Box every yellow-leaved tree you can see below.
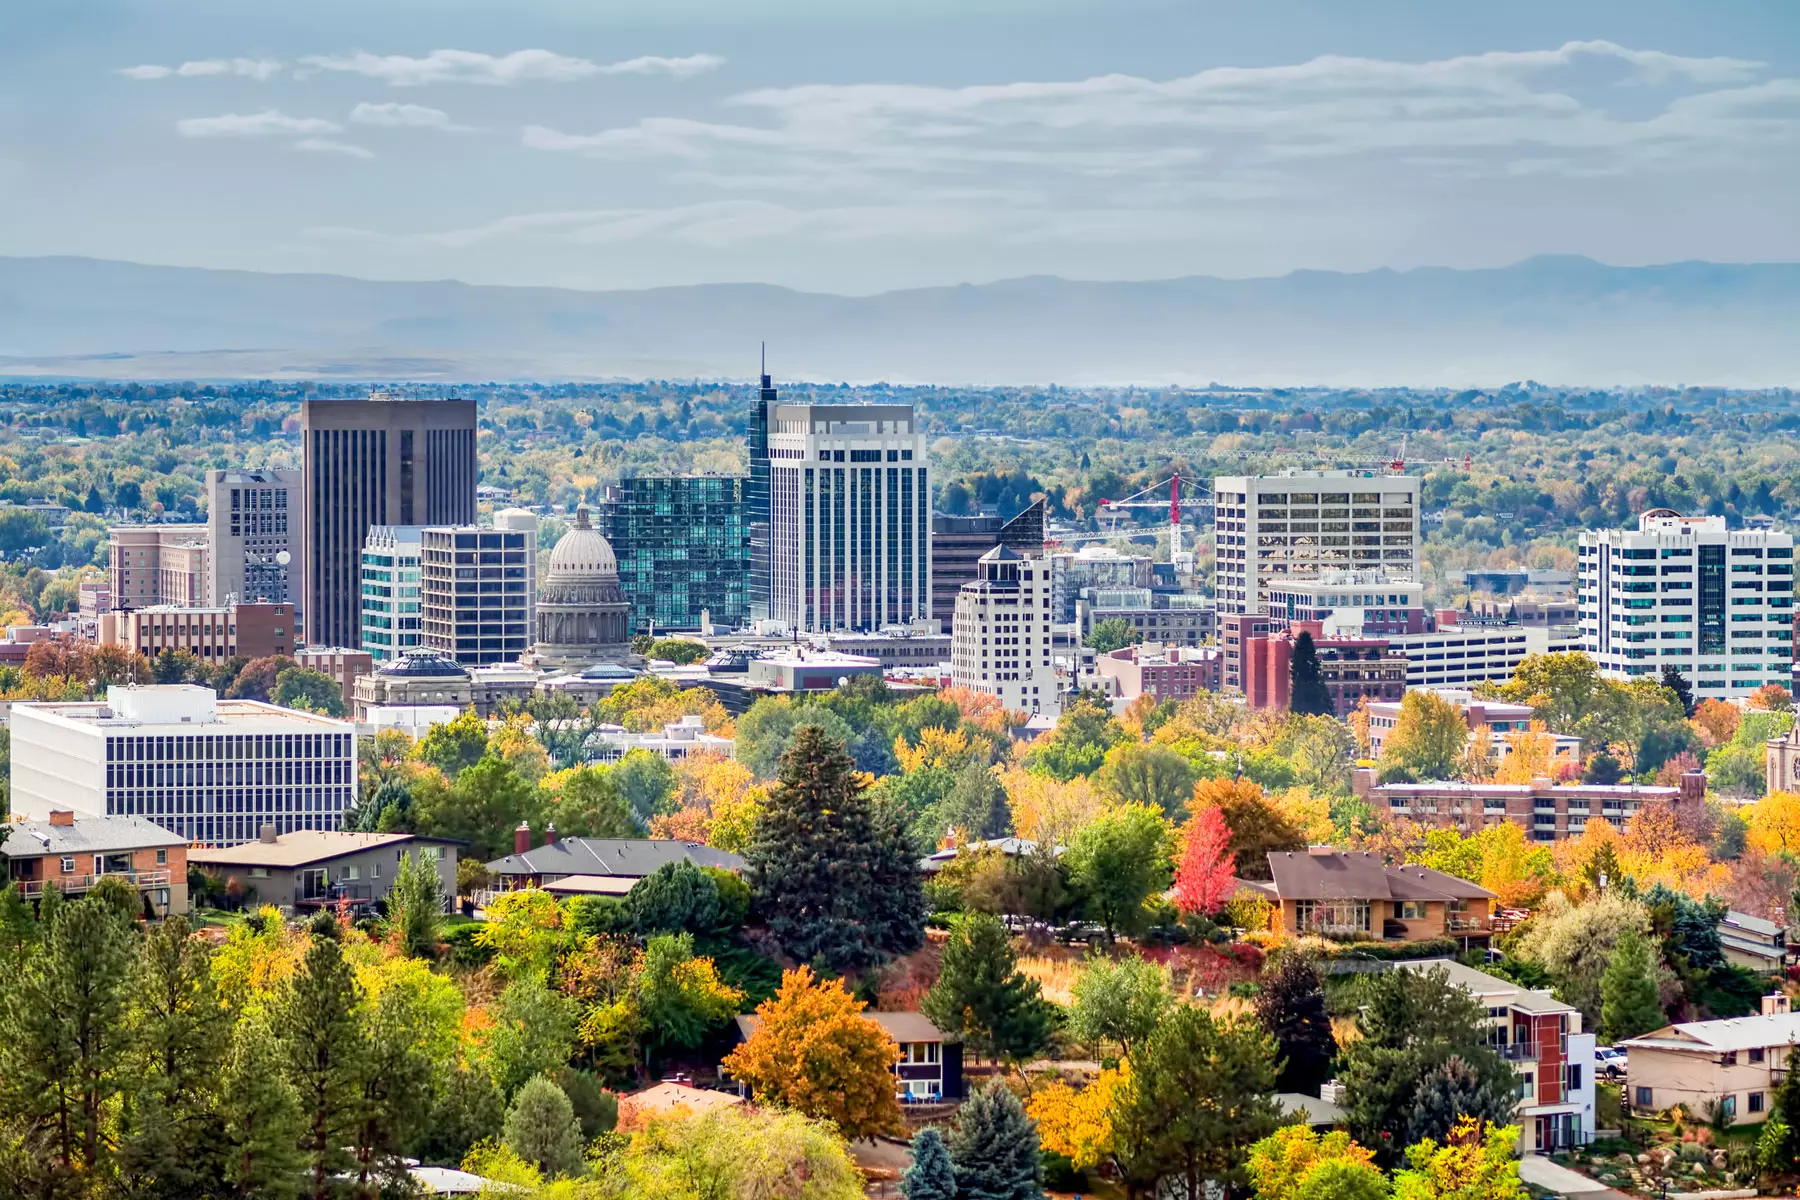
[1492,722,1562,785]
[1744,790,1800,859]
[721,966,903,1141]
[1028,1061,1129,1171]
[1247,1125,1384,1200]
[1000,765,1105,847]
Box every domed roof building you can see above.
[531,507,632,671]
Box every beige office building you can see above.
[109,525,210,609]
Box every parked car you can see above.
[1596,1046,1628,1080]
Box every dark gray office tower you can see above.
[599,475,749,632]
[930,501,1047,618]
[301,392,477,649]
[746,372,774,621]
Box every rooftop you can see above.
[1,813,186,857]
[1621,1010,1800,1055]
[734,1010,944,1043]
[190,830,446,869]
[14,685,353,731]
[486,837,745,877]
[1264,850,1495,903]
[1395,958,1577,1016]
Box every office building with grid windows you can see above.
[206,468,299,613]
[1581,510,1795,698]
[950,545,1059,716]
[419,525,535,666]
[598,474,748,632]
[766,402,930,633]
[360,525,423,662]
[8,685,357,847]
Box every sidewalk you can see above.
[1517,1154,1635,1199]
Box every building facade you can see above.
[420,524,534,666]
[9,685,358,846]
[1093,643,1222,704]
[1213,471,1421,617]
[1074,590,1215,648]
[1620,995,1798,1124]
[1237,620,1407,716]
[747,371,775,622]
[1360,773,1701,841]
[0,810,189,917]
[205,468,300,612]
[360,525,423,661]
[950,546,1059,716]
[293,646,373,714]
[189,829,456,913]
[1581,510,1795,698]
[1049,545,1155,624]
[301,392,478,649]
[97,602,295,663]
[598,474,749,632]
[109,524,209,609]
[931,503,1046,620]
[765,402,930,632]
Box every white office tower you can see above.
[360,526,423,662]
[1213,470,1421,615]
[1580,510,1795,698]
[951,546,1060,716]
[8,685,358,846]
[766,402,930,632]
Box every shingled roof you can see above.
[486,837,744,878]
[1264,849,1495,902]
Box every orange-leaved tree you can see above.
[721,966,903,1140]
[1172,805,1236,917]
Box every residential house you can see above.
[1397,959,1596,1153]
[1240,848,1494,943]
[1719,910,1788,975]
[732,1011,963,1101]
[483,832,745,899]
[1619,995,1800,1123]
[1,810,189,917]
[189,828,457,912]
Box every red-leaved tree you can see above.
[1172,804,1236,916]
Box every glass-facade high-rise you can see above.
[360,525,422,662]
[598,475,749,632]
[747,373,774,621]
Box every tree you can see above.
[414,755,539,862]
[1378,691,1468,782]
[1086,618,1140,654]
[225,653,298,702]
[625,860,722,937]
[615,1106,865,1200]
[417,708,491,780]
[1600,926,1665,1043]
[217,1021,305,1200]
[272,921,366,1200]
[151,646,203,685]
[1248,1126,1384,1200]
[502,1076,586,1180]
[1095,742,1200,819]
[947,1082,1043,1200]
[1661,665,1695,717]
[1511,892,1655,1026]
[1492,651,1607,732]
[484,974,580,1099]
[1066,953,1170,1061]
[1112,1005,1282,1200]
[387,849,445,959]
[1759,1056,1800,1177]
[632,933,744,1061]
[271,666,347,717]
[612,748,679,828]
[904,1127,958,1200]
[1021,696,1128,781]
[1027,1064,1127,1174]
[1256,954,1335,1095]
[1062,804,1172,942]
[1289,632,1333,716]
[643,637,708,665]
[1407,1056,1495,1147]
[1199,778,1304,881]
[746,725,925,973]
[416,1062,504,1168]
[1172,804,1236,916]
[722,965,905,1140]
[924,912,1055,1065]
[1391,1117,1526,1200]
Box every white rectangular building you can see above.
[361,525,423,662]
[951,546,1060,716]
[1213,471,1420,616]
[766,402,930,632]
[1580,511,1795,698]
[9,685,358,847]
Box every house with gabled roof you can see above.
[1619,994,1800,1123]
[484,829,744,897]
[1236,848,1495,943]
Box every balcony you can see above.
[16,869,173,898]
[1500,1041,1541,1061]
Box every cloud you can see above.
[296,138,375,159]
[598,53,726,79]
[350,102,466,130]
[299,48,599,86]
[177,110,342,138]
[118,58,283,81]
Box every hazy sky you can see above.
[5,0,1798,293]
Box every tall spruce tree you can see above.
[273,917,366,1200]
[1661,665,1696,718]
[1601,926,1665,1043]
[1406,1055,1492,1147]
[903,1127,958,1200]
[503,1076,586,1180]
[947,1082,1043,1200]
[0,880,35,971]
[1254,954,1335,1094]
[1288,632,1333,717]
[746,725,925,973]
[923,912,1055,1065]
[218,1020,305,1200]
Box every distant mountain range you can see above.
[2,254,1797,386]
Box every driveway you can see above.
[1517,1154,1635,1199]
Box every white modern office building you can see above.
[8,685,359,846]
[950,546,1060,716]
[360,525,423,662]
[765,402,930,632]
[1213,471,1421,616]
[1580,510,1795,698]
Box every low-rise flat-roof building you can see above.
[189,828,457,912]
[1093,643,1222,705]
[97,602,295,665]
[1621,995,1800,1122]
[586,715,733,763]
[1366,688,1581,764]
[1358,773,1702,842]
[1234,618,1408,716]
[745,650,884,694]
[0,810,188,916]
[9,684,357,847]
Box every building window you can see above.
[156,849,168,865]
[60,857,75,874]
[1399,901,1428,920]
[1722,1051,1738,1066]
[1294,900,1371,935]
[1636,1087,1653,1108]
[1722,1095,1737,1118]
[1750,1047,1766,1064]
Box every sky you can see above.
[4,0,1798,294]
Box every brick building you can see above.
[1238,619,1407,716]
[1357,771,1703,842]
[1094,643,1222,705]
[97,602,294,664]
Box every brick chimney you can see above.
[1679,771,1707,806]
[514,822,532,856]
[545,823,559,846]
[48,810,75,827]
[1351,767,1376,798]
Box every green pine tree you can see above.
[218,1020,305,1200]
[0,880,36,972]
[387,849,446,959]
[946,1082,1042,1200]
[272,919,365,1200]
[349,981,436,1196]
[902,1126,958,1200]
[1406,1054,1495,1146]
[1601,927,1666,1043]
[923,912,1054,1065]
[747,725,924,973]
[1254,954,1335,1095]
[1288,632,1333,716]
[416,1063,505,1166]
[503,1076,586,1180]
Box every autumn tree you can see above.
[1171,805,1236,917]
[1095,741,1201,820]
[1197,778,1304,881]
[1391,1118,1527,1200]
[1062,803,1173,942]
[1248,1126,1386,1200]
[1377,690,1468,782]
[1028,1064,1128,1173]
[722,966,904,1140]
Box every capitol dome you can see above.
[530,506,632,671]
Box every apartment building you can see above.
[0,810,189,917]
[1359,772,1702,841]
[97,602,295,663]
[109,524,209,608]
[1581,510,1795,698]
[419,525,534,666]
[1094,643,1222,704]
[1620,994,1799,1124]
[1365,689,1580,763]
[950,545,1060,716]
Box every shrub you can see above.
[443,922,495,967]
